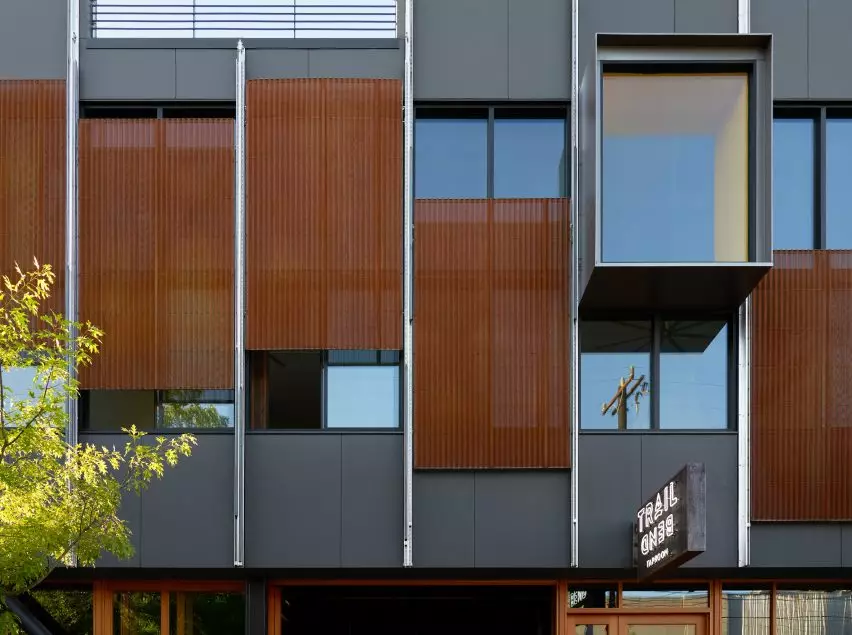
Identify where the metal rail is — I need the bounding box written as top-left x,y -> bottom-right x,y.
90,1 -> 397,38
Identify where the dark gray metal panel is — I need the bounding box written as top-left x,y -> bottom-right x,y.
412,473 -> 475,568
674,0 -> 737,33
308,49 -> 403,79
81,434 -> 142,568
507,0 -> 570,99
842,526 -> 852,567
140,435 -> 234,568
246,49 -> 310,79
474,472 -> 571,568
176,49 -> 236,100
0,0 -> 65,79
414,0 -> 509,99
244,434 -> 342,567
751,524 -> 842,568
808,0 -> 852,98
751,0 -> 808,99
578,435 -> 642,568
641,435 -> 738,568
80,48 -> 177,100
340,435 -> 404,567
579,0 -> 674,65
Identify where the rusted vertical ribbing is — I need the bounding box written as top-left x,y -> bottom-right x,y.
79,119 -> 234,389
752,250 -> 852,519
246,78 -> 402,351
0,80 -> 66,310
414,198 -> 571,469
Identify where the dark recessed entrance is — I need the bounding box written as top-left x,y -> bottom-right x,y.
278,585 -> 553,635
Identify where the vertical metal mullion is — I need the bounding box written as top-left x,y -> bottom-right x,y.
233,40 -> 247,569
650,317 -> 661,430
569,0 -> 580,568
487,107 -> 495,198
65,0 -> 81,569
818,108 -> 828,248
402,0 -> 415,569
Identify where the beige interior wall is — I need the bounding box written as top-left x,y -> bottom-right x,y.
87,390 -> 157,431
713,80 -> 749,262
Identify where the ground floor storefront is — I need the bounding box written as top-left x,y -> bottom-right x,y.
21,577 -> 852,634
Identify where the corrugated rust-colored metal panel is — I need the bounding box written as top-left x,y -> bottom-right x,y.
752,250 -> 852,520
246,78 -> 402,350
79,119 -> 234,389
414,198 -> 571,469
0,80 -> 65,312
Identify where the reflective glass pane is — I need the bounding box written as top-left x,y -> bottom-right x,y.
776,590 -> 852,635
580,321 -> 651,430
113,592 -> 161,635
169,592 -> 245,635
621,587 -> 709,608
415,117 -> 487,198
722,589 -> 770,635
31,589 -> 93,635
575,626 -> 610,635
827,119 -> 852,248
774,118 -> 815,249
570,586 -> 618,608
1,365 -> 38,412
161,402 -> 234,429
602,74 -> 749,263
327,366 -> 400,428
660,321 -> 728,429
494,116 -> 566,197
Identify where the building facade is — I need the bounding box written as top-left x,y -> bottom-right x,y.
1,0 -> 851,633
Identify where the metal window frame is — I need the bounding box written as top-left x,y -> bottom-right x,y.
414,103 -> 569,200
578,313 -> 738,433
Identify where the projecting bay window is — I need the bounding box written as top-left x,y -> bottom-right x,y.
578,34 -> 773,313
249,350 -> 401,430
580,317 -> 734,431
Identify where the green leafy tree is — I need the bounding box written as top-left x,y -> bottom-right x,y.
0,260 -> 197,632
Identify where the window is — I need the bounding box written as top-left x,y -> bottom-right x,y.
774,115 -> 816,249
416,106 -> 567,199
775,589 -> 852,635
580,317 -> 733,430
602,73 -> 749,263
621,585 -> 709,609
158,390 -> 235,429
721,587 -> 770,635
776,106 -> 852,250
249,350 -> 401,430
1,364 -> 39,412
827,115 -> 852,248
111,590 -> 244,634
80,389 -> 235,431
81,102 -> 236,119
30,588 -> 94,635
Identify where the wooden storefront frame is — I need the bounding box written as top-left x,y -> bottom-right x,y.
93,580 -> 244,634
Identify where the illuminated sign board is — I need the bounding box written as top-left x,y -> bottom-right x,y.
634,463 -> 706,579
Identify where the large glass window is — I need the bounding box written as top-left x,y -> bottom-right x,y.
249,350 -> 401,430
416,106 -> 567,199
774,117 -> 815,249
775,589 -> 852,635
602,73 -> 749,263
827,118 -> 852,248
415,111 -> 488,198
581,317 -> 732,430
112,590 -> 244,635
30,588 -> 94,635
621,585 -> 709,609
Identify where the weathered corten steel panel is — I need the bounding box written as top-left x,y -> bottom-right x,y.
79,119 -> 234,389
415,198 -> 571,469
0,80 -> 65,312
246,78 -> 402,351
752,250 -> 852,520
